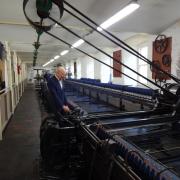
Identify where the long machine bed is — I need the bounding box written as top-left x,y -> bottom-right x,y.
65,79 -> 155,111
24,0 -> 180,178
122,125 -> 180,176
84,121 -> 180,180
65,87 -> 121,114
38,78 -> 180,180
57,82 -> 180,179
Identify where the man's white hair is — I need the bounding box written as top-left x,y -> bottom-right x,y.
56,66 -> 66,73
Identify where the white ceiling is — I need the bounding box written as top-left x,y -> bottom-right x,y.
0,0 -> 180,66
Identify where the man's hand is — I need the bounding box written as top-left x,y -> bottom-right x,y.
63,105 -> 70,113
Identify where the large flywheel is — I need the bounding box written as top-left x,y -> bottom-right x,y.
23,0 -> 64,32
23,0 -> 64,66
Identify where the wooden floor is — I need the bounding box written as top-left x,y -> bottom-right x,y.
0,85 -> 41,180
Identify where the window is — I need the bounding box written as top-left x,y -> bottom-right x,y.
87,60 -> 94,79
101,58 -> 111,83
138,46 -> 148,85
123,51 -> 138,86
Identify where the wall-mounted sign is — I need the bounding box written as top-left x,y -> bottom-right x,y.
113,50 -> 122,77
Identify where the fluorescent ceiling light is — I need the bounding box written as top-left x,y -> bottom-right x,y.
60,50 -> 69,56
71,39 -> 85,48
97,1 -> 140,31
50,59 -> 55,62
54,55 -> 60,60
43,61 -> 50,67
43,59 -> 54,67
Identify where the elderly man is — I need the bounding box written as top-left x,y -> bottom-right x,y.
48,66 -> 70,113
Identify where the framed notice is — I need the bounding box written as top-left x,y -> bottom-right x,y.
113,50 -> 122,77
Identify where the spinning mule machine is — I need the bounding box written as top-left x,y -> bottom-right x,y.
23,0 -> 180,179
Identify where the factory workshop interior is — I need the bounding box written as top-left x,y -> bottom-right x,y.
0,0 -> 180,180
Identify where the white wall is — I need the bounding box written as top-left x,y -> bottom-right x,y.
100,48 -> 114,83
70,61 -> 74,78
0,42 -> 28,140
94,57 -> 101,80
80,56 -> 94,79
73,49 -> 115,83
94,51 -> 112,83
80,56 -> 87,78
122,49 -> 138,86
86,58 -> 94,79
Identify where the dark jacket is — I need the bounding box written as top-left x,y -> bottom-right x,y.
47,75 -> 68,111
44,73 -> 52,81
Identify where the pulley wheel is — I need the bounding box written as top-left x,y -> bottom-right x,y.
23,0 -> 64,32
162,54 -> 171,67
154,34 -> 168,54
150,60 -> 161,73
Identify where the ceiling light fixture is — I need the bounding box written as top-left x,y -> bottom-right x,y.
43,59 -> 54,67
43,61 -> 50,67
71,39 -> 85,48
54,55 -> 60,60
97,0 -> 140,31
61,50 -> 69,56
50,59 -> 55,62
